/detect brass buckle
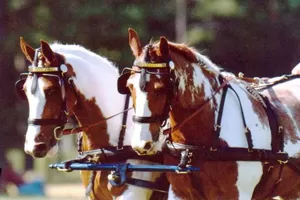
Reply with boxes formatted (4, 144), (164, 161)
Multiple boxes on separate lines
(88, 154), (100, 163)
(210, 147), (217, 152)
(278, 159), (288, 164)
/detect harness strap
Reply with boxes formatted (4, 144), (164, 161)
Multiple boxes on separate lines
(28, 118), (66, 126)
(133, 116), (166, 123)
(165, 142), (289, 162)
(214, 76), (228, 143)
(77, 132), (83, 153)
(260, 95), (283, 152)
(126, 177), (169, 193)
(86, 170), (98, 199)
(163, 78), (229, 135)
(227, 85), (253, 150)
(213, 75), (253, 150)
(118, 94), (130, 149)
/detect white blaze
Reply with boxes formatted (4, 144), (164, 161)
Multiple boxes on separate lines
(128, 74), (153, 151)
(24, 77), (46, 153)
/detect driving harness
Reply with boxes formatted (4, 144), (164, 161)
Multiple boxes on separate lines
(117, 56), (300, 199)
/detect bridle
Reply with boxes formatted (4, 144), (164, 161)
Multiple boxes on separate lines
(118, 60), (175, 128)
(15, 48), (77, 140)
(118, 57), (233, 139)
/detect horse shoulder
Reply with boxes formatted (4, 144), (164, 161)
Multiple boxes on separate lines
(220, 81), (271, 149)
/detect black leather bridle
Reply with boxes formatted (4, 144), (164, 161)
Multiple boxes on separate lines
(117, 61), (175, 129)
(15, 48), (76, 136)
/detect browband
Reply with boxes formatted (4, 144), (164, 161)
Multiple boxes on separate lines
(29, 67), (60, 73)
(133, 61), (167, 68)
(28, 64), (68, 73)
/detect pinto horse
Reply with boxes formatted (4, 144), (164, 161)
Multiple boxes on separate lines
(16, 38), (168, 200)
(118, 28), (300, 200)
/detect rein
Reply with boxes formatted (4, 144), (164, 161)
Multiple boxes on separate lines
(62, 106), (133, 135)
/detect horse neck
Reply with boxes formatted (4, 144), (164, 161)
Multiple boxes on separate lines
(170, 59), (222, 146)
(63, 54), (132, 151)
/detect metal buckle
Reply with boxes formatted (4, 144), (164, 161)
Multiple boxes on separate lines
(214, 125), (221, 131)
(210, 147), (217, 152)
(88, 155), (100, 163)
(54, 126), (64, 140)
(278, 126), (283, 133)
(116, 146), (124, 150)
(175, 170), (190, 174)
(268, 165), (274, 172)
(245, 127), (249, 133)
(278, 159), (288, 164)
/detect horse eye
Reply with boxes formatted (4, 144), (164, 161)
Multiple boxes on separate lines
(45, 88), (58, 96)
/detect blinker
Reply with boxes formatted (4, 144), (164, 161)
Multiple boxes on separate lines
(140, 68), (147, 91)
(15, 78), (26, 99)
(117, 71), (131, 95)
(31, 74), (38, 94)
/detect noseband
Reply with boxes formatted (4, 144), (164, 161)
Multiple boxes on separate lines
(15, 48), (77, 134)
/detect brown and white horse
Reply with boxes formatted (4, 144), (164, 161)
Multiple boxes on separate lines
(16, 38), (167, 200)
(119, 28), (300, 200)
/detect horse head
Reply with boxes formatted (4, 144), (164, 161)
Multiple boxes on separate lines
(17, 38), (77, 158)
(118, 29), (174, 155)
(121, 28), (222, 155)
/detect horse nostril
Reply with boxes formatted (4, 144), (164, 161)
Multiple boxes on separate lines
(33, 143), (47, 158)
(144, 142), (153, 150)
(35, 143), (47, 151)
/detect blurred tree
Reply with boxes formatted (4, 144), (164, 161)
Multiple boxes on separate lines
(0, 0), (21, 166)
(188, 0), (300, 77)
(6, 0), (176, 69)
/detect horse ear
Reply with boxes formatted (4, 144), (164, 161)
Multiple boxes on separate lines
(128, 28), (142, 57)
(159, 37), (169, 57)
(40, 40), (54, 63)
(20, 37), (35, 63)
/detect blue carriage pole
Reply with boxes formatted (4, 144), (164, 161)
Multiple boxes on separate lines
(49, 162), (200, 190)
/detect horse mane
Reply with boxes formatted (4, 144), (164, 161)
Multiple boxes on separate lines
(152, 40), (222, 75)
(49, 42), (120, 75)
